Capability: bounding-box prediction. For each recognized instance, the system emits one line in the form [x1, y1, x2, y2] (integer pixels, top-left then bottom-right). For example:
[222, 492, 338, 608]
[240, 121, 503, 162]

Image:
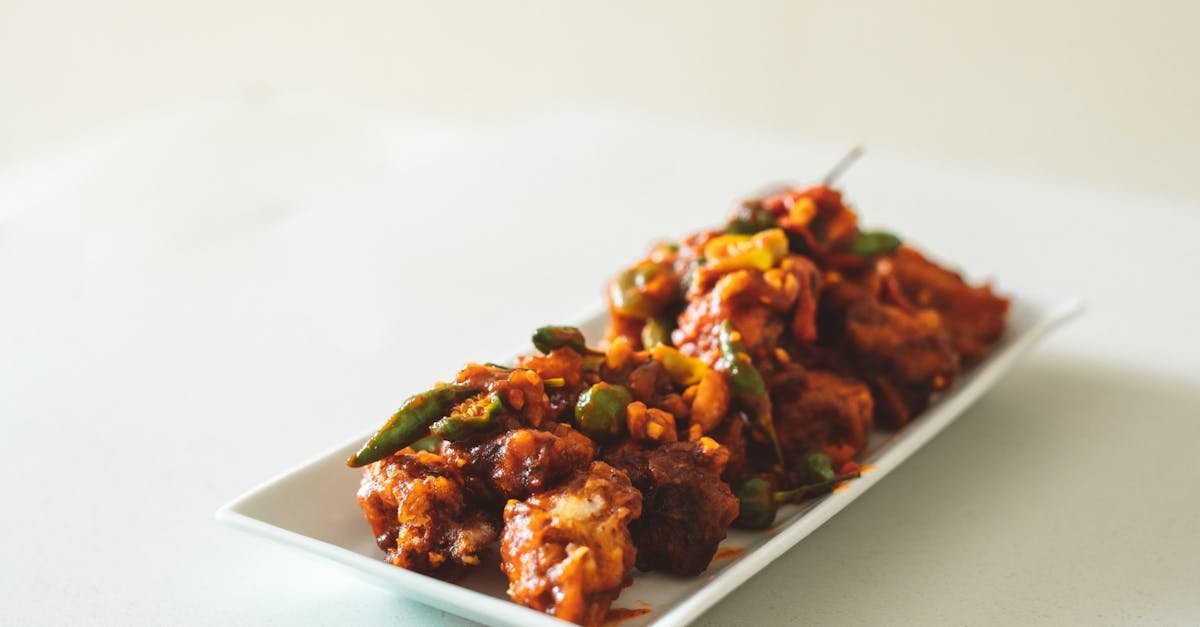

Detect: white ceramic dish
[217, 292, 1080, 627]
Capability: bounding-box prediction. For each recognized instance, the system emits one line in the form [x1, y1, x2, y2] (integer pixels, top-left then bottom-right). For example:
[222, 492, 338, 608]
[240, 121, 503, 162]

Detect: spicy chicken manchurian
[348, 175, 1009, 625]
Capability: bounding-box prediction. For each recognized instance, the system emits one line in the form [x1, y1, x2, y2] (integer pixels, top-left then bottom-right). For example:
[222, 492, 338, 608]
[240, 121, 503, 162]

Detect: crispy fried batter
[675, 254, 820, 366]
[774, 370, 874, 467]
[822, 280, 958, 426]
[501, 461, 643, 626]
[357, 451, 497, 576]
[890, 246, 1009, 364]
[602, 440, 739, 575]
[442, 424, 596, 503]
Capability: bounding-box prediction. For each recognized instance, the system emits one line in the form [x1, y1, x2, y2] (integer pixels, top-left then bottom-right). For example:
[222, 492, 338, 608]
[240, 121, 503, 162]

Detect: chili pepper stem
[774, 470, 862, 503]
[760, 411, 785, 463]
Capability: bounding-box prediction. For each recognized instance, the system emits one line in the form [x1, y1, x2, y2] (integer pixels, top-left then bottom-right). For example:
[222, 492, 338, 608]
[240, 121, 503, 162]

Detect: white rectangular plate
[217, 292, 1080, 627]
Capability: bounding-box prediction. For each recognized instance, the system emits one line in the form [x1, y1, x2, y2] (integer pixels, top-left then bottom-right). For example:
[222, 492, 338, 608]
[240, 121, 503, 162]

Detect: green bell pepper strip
[532, 325, 604, 356]
[717, 319, 783, 463]
[849, 230, 901, 257]
[345, 383, 479, 467]
[574, 382, 632, 442]
[429, 392, 505, 441]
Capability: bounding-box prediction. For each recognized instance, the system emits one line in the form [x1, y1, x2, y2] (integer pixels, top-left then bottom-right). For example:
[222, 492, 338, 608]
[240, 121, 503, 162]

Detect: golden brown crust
[500, 461, 643, 627]
[774, 370, 874, 467]
[357, 451, 497, 575]
[442, 425, 596, 503]
[890, 246, 1010, 364]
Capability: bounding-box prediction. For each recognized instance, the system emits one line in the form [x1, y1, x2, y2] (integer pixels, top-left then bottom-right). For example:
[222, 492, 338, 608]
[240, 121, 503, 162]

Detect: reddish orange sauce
[605, 607, 651, 624]
[712, 546, 745, 561]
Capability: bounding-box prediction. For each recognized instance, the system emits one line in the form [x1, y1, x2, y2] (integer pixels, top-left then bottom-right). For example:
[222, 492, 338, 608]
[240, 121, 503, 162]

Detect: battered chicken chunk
[501, 461, 642, 626]
[675, 255, 821, 366]
[774, 369, 874, 467]
[602, 439, 739, 575]
[822, 280, 958, 426]
[442, 423, 596, 503]
[518, 347, 591, 421]
[890, 246, 1009, 364]
[357, 451, 497, 576]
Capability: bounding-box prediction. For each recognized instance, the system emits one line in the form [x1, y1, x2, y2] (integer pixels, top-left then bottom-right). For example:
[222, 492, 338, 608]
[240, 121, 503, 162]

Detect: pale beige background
[2, 0, 1198, 201]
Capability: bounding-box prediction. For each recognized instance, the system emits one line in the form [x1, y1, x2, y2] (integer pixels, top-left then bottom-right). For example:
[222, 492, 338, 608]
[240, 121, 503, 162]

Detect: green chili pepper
[726, 201, 778, 235]
[582, 353, 605, 373]
[408, 435, 444, 453]
[346, 383, 479, 467]
[574, 382, 632, 442]
[717, 320, 783, 463]
[641, 317, 670, 349]
[532, 325, 588, 355]
[732, 476, 777, 529]
[849, 230, 901, 257]
[610, 262, 670, 319]
[797, 451, 836, 484]
[733, 469, 863, 529]
[429, 392, 505, 440]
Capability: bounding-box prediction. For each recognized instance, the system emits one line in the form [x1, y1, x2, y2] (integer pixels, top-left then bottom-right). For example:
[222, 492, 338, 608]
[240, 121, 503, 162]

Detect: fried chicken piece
[442, 423, 596, 503]
[518, 347, 591, 421]
[774, 370, 874, 468]
[710, 414, 748, 483]
[501, 461, 643, 626]
[357, 451, 497, 576]
[602, 440, 739, 575]
[890, 246, 1010, 364]
[687, 368, 731, 433]
[822, 280, 958, 426]
[675, 254, 820, 366]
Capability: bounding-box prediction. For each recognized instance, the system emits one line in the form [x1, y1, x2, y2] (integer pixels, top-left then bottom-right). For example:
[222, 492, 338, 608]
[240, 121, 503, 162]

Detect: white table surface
[2, 95, 1197, 626]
